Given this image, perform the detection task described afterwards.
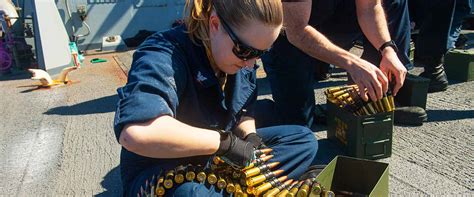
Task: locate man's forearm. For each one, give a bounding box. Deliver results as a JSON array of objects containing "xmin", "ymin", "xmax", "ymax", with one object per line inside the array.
[
  {"xmin": 286, "ymin": 25, "xmax": 361, "ymax": 71},
  {"xmin": 282, "ymin": 1, "xmax": 361, "ymax": 71},
  {"xmin": 356, "ymin": 0, "xmax": 391, "ymax": 50}
]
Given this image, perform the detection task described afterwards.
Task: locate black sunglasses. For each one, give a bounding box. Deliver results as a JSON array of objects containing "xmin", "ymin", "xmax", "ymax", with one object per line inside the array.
[{"xmin": 215, "ymin": 11, "xmax": 269, "ymax": 61}]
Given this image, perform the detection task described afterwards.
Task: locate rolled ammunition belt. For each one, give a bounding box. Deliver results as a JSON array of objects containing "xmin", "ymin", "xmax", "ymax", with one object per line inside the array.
[{"xmin": 136, "ymin": 148, "xmax": 334, "ymax": 196}]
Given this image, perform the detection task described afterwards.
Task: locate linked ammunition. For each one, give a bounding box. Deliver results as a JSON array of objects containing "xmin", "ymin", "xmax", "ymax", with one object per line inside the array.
[
  {"xmin": 263, "ymin": 187, "xmax": 281, "ymax": 197},
  {"xmin": 174, "ymin": 165, "xmax": 186, "ymax": 184},
  {"xmin": 155, "ymin": 176, "xmax": 165, "ymax": 196},
  {"xmin": 342, "ymin": 104, "xmax": 356, "ymax": 114},
  {"xmin": 336, "ymin": 93, "xmax": 350, "ymax": 102},
  {"xmin": 343, "ymin": 97, "xmax": 361, "ymax": 114},
  {"xmin": 244, "ymin": 162, "xmax": 279, "ymax": 178},
  {"xmin": 216, "ymin": 167, "xmax": 232, "ymax": 177},
  {"xmin": 296, "ymin": 178, "xmax": 314, "ymax": 197},
  {"xmin": 327, "ymin": 84, "xmax": 400, "ymax": 115},
  {"xmin": 365, "ymin": 102, "xmax": 377, "ymax": 114},
  {"xmin": 213, "ymin": 156, "xmax": 224, "ymax": 165},
  {"xmin": 207, "ymin": 172, "xmax": 218, "ymax": 185},
  {"xmin": 326, "ymin": 85, "xmax": 354, "ymax": 94},
  {"xmin": 253, "ymin": 176, "xmax": 288, "ymax": 196},
  {"xmin": 327, "ymin": 86, "xmax": 357, "ymax": 98},
  {"xmin": 244, "ymin": 164, "xmax": 254, "ymax": 170},
  {"xmin": 246, "ymin": 186, "xmax": 254, "ymax": 195},
  {"xmin": 185, "ymin": 164, "xmax": 196, "ymax": 181},
  {"xmin": 255, "ymin": 154, "xmax": 274, "ymax": 162},
  {"xmin": 327, "ymin": 97, "xmax": 339, "ymax": 104},
  {"xmin": 140, "ymin": 154, "xmax": 339, "ymax": 196},
  {"xmin": 217, "ymin": 176, "xmax": 227, "ymax": 190},
  {"xmin": 232, "ymin": 170, "xmax": 242, "ymax": 179},
  {"xmin": 310, "ymin": 182, "xmax": 322, "ymax": 195},
  {"xmin": 382, "ymin": 96, "xmax": 392, "ymax": 112},
  {"xmin": 263, "ymin": 179, "xmax": 293, "ymax": 197},
  {"xmin": 234, "ymin": 183, "xmax": 244, "ymax": 197},
  {"xmin": 277, "ymin": 180, "xmax": 298, "ymax": 197},
  {"xmin": 248, "ymin": 155, "xmax": 274, "ymax": 169},
  {"xmin": 287, "ymin": 181, "xmax": 304, "ymax": 197},
  {"xmin": 255, "ymin": 148, "xmax": 273, "ymax": 157},
  {"xmin": 388, "ymin": 94, "xmax": 395, "ymax": 110},
  {"xmin": 350, "ymin": 93, "xmax": 370, "ymax": 115},
  {"xmin": 196, "ymin": 171, "xmax": 207, "ymax": 183},
  {"xmin": 246, "ymin": 169, "xmax": 284, "ymax": 186},
  {"xmin": 226, "ymin": 178, "xmax": 236, "ymax": 194},
  {"xmin": 374, "ymin": 99, "xmax": 384, "ymax": 113},
  {"xmin": 163, "ymin": 170, "xmax": 175, "ymax": 189},
  {"xmin": 210, "ymin": 164, "xmax": 219, "ymax": 171},
  {"xmin": 331, "ymin": 88, "xmax": 354, "ymax": 98},
  {"xmin": 351, "ymin": 87, "xmax": 375, "ymax": 115},
  {"xmin": 240, "ymin": 176, "xmax": 247, "ymax": 186},
  {"xmin": 196, "ymin": 165, "xmax": 207, "ymax": 183},
  {"xmin": 388, "ymin": 85, "xmax": 395, "ymax": 110},
  {"xmin": 353, "ymin": 96, "xmax": 370, "ymax": 115},
  {"xmin": 156, "ymin": 186, "xmax": 165, "ymax": 196}
]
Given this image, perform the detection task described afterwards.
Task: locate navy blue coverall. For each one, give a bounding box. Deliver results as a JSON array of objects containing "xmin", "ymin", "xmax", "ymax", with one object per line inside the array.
[
  {"xmin": 113, "ymin": 25, "xmax": 318, "ymax": 196},
  {"xmin": 410, "ymin": 0, "xmax": 472, "ymax": 64},
  {"xmin": 260, "ymin": 0, "xmax": 412, "ymax": 127}
]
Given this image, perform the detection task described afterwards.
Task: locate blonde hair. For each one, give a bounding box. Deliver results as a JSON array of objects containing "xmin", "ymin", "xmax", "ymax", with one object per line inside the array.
[{"xmin": 184, "ymin": 0, "xmax": 283, "ymax": 52}]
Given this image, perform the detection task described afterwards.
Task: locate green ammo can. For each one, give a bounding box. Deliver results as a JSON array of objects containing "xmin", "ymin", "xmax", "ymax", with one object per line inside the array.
[
  {"xmin": 444, "ymin": 49, "xmax": 474, "ymax": 82},
  {"xmin": 326, "ymin": 101, "xmax": 393, "ymax": 160},
  {"xmin": 395, "ymin": 73, "xmax": 430, "ymax": 109},
  {"xmin": 315, "ymin": 156, "xmax": 389, "ymax": 197}
]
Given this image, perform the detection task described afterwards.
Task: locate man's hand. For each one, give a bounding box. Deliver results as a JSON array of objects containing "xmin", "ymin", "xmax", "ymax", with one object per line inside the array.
[
  {"xmin": 379, "ymin": 48, "xmax": 407, "ymax": 96},
  {"xmin": 347, "ymin": 57, "xmax": 388, "ymax": 102},
  {"xmin": 216, "ymin": 132, "xmax": 255, "ymax": 169}
]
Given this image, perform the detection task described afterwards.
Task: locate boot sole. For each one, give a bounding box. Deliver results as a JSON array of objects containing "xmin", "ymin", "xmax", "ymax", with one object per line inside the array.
[
  {"xmin": 394, "ymin": 114, "xmax": 427, "ymax": 126},
  {"xmin": 394, "ymin": 108, "xmax": 428, "ymax": 126},
  {"xmin": 428, "ymin": 82, "xmax": 448, "ymax": 93}
]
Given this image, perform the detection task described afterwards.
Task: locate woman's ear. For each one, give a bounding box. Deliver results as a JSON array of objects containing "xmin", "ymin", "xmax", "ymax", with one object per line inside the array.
[{"xmin": 209, "ymin": 13, "xmax": 220, "ymax": 37}]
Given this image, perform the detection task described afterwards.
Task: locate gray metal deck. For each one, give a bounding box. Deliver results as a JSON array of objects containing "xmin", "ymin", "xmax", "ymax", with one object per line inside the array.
[{"xmin": 0, "ymin": 51, "xmax": 472, "ymax": 195}]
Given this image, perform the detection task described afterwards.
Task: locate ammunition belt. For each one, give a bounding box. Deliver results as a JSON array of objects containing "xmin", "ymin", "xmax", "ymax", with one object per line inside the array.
[
  {"xmin": 136, "ymin": 148, "xmax": 335, "ymax": 197},
  {"xmin": 325, "ymin": 85, "xmax": 395, "ymax": 116}
]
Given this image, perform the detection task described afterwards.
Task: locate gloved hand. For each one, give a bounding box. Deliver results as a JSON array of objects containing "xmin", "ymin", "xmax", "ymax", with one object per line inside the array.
[
  {"xmin": 215, "ymin": 131, "xmax": 255, "ymax": 169},
  {"xmin": 243, "ymin": 133, "xmax": 266, "ymax": 149}
]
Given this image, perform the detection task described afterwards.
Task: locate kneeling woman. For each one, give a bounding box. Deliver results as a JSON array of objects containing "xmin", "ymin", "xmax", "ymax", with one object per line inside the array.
[{"xmin": 113, "ymin": 0, "xmax": 318, "ymax": 196}]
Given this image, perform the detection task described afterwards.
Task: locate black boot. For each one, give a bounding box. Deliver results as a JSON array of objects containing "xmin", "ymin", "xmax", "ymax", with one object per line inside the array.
[
  {"xmin": 417, "ymin": 59, "xmax": 448, "ymax": 93},
  {"xmin": 314, "ymin": 64, "xmax": 330, "ymax": 81},
  {"xmin": 394, "ymin": 106, "xmax": 427, "ymax": 126}
]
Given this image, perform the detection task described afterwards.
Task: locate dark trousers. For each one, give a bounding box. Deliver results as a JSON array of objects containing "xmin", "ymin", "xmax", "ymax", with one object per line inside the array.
[
  {"xmin": 449, "ymin": 0, "xmax": 473, "ymax": 49},
  {"xmin": 411, "ymin": 0, "xmax": 471, "ymax": 64},
  {"xmin": 261, "ymin": 0, "xmax": 412, "ymax": 127},
  {"xmin": 411, "ymin": 0, "xmax": 456, "ymax": 64},
  {"xmin": 126, "ymin": 125, "xmax": 318, "ymax": 196}
]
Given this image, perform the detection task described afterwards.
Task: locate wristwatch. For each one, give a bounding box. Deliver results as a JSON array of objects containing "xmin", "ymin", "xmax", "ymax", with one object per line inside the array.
[{"xmin": 378, "ymin": 40, "xmax": 398, "ymax": 54}]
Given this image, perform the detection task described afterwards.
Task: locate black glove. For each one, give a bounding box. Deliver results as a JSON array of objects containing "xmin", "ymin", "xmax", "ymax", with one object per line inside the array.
[
  {"xmin": 243, "ymin": 133, "xmax": 266, "ymax": 149},
  {"xmin": 216, "ymin": 131, "xmax": 255, "ymax": 169}
]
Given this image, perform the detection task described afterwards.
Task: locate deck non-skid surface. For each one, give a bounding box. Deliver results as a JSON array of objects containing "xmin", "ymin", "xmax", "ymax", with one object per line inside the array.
[{"xmin": 0, "ymin": 51, "xmax": 472, "ymax": 195}]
